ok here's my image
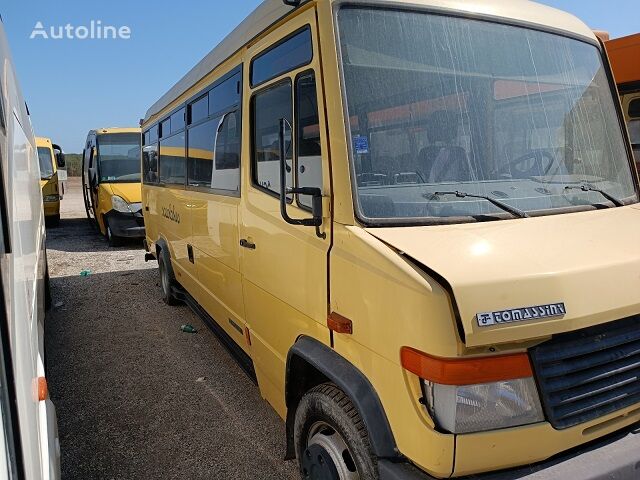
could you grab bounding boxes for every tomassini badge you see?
[476,303,566,327]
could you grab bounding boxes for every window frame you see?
[250,77,294,202]
[249,25,313,88]
[293,69,324,211]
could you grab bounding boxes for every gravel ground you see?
[45,178,298,480]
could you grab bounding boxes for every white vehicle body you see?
[0,19,60,480]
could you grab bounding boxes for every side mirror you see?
[52,144,65,168]
[278,118,325,239]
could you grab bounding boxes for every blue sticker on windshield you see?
[354,135,369,154]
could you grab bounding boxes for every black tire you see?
[294,383,377,480]
[46,214,60,228]
[158,250,180,305]
[105,219,122,247]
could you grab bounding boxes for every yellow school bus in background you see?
[142,0,640,478]
[81,127,144,246]
[606,33,640,168]
[36,136,66,227]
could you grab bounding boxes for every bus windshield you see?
[337,8,638,224]
[37,147,54,180]
[97,133,141,183]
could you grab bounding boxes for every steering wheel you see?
[494,150,556,179]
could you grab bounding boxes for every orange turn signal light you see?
[327,312,353,334]
[37,377,48,401]
[400,347,532,385]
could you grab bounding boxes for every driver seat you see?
[418,145,471,183]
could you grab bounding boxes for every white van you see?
[0,18,60,480]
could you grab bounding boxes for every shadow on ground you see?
[45,268,296,480]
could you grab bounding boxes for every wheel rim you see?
[301,421,359,480]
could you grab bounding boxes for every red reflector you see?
[244,327,252,346]
[400,347,532,385]
[327,312,353,334]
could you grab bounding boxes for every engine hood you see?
[366,206,640,347]
[106,182,141,204]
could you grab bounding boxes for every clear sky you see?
[2,0,637,153]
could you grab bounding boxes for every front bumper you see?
[104,210,145,238]
[43,200,60,217]
[380,424,640,480]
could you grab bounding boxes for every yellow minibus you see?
[36,136,66,226]
[142,1,640,478]
[606,33,640,168]
[81,127,144,246]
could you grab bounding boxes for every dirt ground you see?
[45,177,298,479]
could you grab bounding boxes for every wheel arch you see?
[284,335,400,461]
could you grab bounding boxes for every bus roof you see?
[606,33,640,87]
[143,0,597,125]
[89,127,141,136]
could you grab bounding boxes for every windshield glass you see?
[337,8,637,223]
[97,133,141,183]
[37,147,54,179]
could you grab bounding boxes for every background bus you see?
[36,137,66,227]
[606,33,640,168]
[0,19,60,480]
[81,128,144,246]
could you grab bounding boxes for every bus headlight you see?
[43,194,59,202]
[401,347,544,434]
[111,195,131,213]
[421,378,543,433]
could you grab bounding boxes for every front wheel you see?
[105,220,122,247]
[294,383,377,480]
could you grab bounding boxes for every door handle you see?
[239,239,256,250]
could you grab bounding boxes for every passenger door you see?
[240,10,331,416]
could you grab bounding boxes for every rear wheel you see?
[158,250,179,305]
[294,383,377,480]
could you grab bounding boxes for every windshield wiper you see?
[433,191,529,218]
[563,184,624,207]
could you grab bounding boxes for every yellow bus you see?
[606,33,640,168]
[142,1,640,478]
[81,127,144,246]
[36,136,66,227]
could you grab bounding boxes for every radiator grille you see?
[529,316,640,429]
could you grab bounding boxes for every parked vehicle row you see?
[2,0,640,479]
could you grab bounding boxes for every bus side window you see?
[251,81,293,197]
[212,110,240,193]
[295,71,322,209]
[143,125,159,184]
